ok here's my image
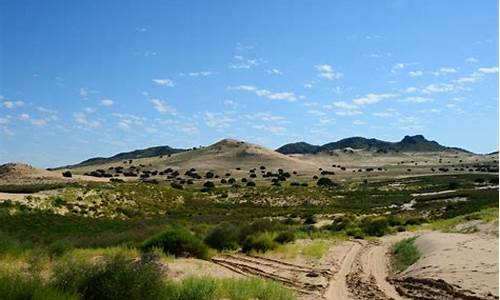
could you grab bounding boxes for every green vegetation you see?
[392,237,420,271]
[0,272,79,300]
[141,227,209,259]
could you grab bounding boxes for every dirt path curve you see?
[324,237,409,300]
[323,241,363,300]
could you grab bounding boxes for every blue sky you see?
[1,0,498,168]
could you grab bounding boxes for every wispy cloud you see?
[204,112,234,129]
[315,64,343,80]
[2,100,24,109]
[100,99,114,106]
[267,68,283,75]
[152,79,174,87]
[465,57,478,63]
[352,93,398,105]
[400,96,433,103]
[229,55,265,69]
[73,112,101,129]
[151,99,176,114]
[229,85,297,102]
[409,70,423,77]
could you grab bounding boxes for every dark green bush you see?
[303,214,317,225]
[204,222,239,251]
[273,232,295,244]
[241,233,277,253]
[361,216,389,237]
[47,240,74,258]
[316,177,336,187]
[141,227,208,259]
[52,253,166,300]
[62,171,72,178]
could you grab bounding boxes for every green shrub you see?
[204,222,240,251]
[47,240,74,258]
[361,216,389,237]
[241,233,277,253]
[62,171,72,178]
[273,232,295,244]
[303,214,317,225]
[52,252,166,300]
[345,226,365,239]
[141,227,209,259]
[325,215,352,231]
[238,219,283,242]
[165,277,217,300]
[393,237,420,271]
[316,177,336,187]
[0,272,78,300]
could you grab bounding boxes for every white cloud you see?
[100,99,114,106]
[229,56,264,69]
[465,57,478,63]
[246,112,286,122]
[186,71,213,77]
[2,100,24,109]
[315,64,343,80]
[229,85,297,102]
[151,99,176,114]
[353,120,366,125]
[152,79,174,87]
[0,118,10,124]
[333,101,358,110]
[335,110,362,116]
[79,87,98,97]
[477,67,499,74]
[30,119,47,127]
[352,93,397,105]
[204,112,234,129]
[136,27,147,32]
[37,107,58,114]
[422,83,455,94]
[267,68,283,75]
[117,121,130,131]
[19,113,30,120]
[252,124,286,135]
[391,62,419,73]
[307,110,326,117]
[433,67,458,76]
[409,70,423,77]
[401,96,433,103]
[372,112,393,117]
[73,112,101,129]
[403,87,418,93]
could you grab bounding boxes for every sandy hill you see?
[68,139,320,175]
[0,163,69,184]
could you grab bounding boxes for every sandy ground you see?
[164,257,242,280]
[399,231,499,299]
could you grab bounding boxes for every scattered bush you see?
[361,216,389,237]
[273,232,295,244]
[241,233,277,253]
[204,223,240,251]
[141,227,208,259]
[62,171,72,178]
[316,177,336,187]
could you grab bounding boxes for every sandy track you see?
[212,254,333,297]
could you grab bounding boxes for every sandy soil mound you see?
[398,231,498,299]
[0,163,57,178]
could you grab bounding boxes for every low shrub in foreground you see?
[392,237,420,271]
[360,216,389,237]
[0,272,78,300]
[52,252,166,300]
[141,227,209,259]
[164,277,296,300]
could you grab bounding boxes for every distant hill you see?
[53,145,185,170]
[275,142,320,155]
[277,135,471,154]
